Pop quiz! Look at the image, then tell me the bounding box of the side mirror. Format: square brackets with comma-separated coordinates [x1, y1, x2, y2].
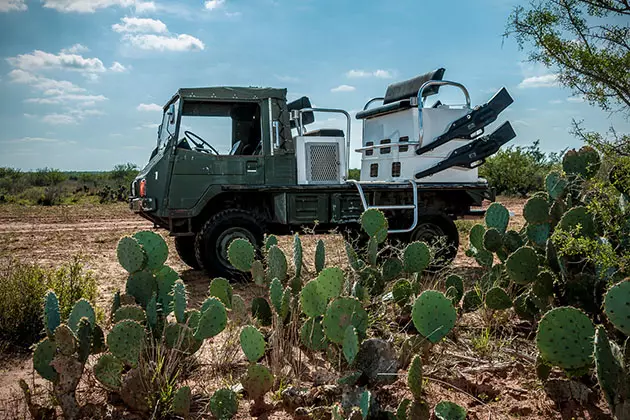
[168, 104, 176, 124]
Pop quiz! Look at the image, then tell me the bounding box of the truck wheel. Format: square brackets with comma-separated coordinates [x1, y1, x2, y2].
[194, 209, 265, 279]
[409, 216, 459, 270]
[174, 236, 201, 270]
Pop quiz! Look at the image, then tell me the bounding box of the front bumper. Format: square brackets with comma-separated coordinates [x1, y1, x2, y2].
[130, 197, 156, 212]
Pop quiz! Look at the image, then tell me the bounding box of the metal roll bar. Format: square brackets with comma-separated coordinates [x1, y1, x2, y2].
[417, 80, 470, 109]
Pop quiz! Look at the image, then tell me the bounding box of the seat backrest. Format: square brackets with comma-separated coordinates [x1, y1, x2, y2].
[288, 96, 315, 128]
[383, 68, 446, 105]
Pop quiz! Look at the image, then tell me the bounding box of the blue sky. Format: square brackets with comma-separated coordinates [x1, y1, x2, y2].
[1, 0, 628, 171]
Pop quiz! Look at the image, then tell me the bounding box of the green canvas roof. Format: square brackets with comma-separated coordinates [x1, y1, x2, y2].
[177, 86, 287, 101]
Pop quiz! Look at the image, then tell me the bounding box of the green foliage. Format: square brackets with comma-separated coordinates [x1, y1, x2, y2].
[478, 141, 562, 196]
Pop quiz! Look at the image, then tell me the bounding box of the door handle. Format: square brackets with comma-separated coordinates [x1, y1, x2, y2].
[246, 161, 258, 173]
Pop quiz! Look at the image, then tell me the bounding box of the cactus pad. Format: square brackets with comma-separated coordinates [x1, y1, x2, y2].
[523, 197, 550, 225]
[434, 401, 467, 420]
[474, 249, 494, 268]
[251, 297, 272, 326]
[113, 305, 146, 324]
[265, 234, 278, 251]
[242, 363, 273, 402]
[407, 354, 423, 400]
[68, 298, 95, 333]
[462, 289, 483, 312]
[469, 224, 486, 250]
[91, 324, 106, 354]
[267, 245, 288, 282]
[240, 325, 266, 363]
[382, 258, 403, 282]
[33, 337, 57, 381]
[117, 236, 146, 273]
[269, 278, 283, 314]
[209, 277, 233, 309]
[403, 241, 431, 273]
[155, 265, 178, 310]
[506, 246, 539, 284]
[165, 323, 200, 354]
[44, 290, 60, 338]
[316, 267, 344, 300]
[300, 280, 327, 318]
[323, 297, 369, 344]
[133, 231, 168, 271]
[172, 279, 187, 324]
[485, 287, 513, 310]
[359, 390, 372, 419]
[300, 318, 327, 351]
[412, 290, 456, 343]
[210, 388, 238, 420]
[346, 242, 362, 272]
[280, 287, 291, 320]
[227, 238, 255, 272]
[146, 295, 157, 331]
[603, 279, 630, 336]
[315, 239, 326, 273]
[559, 206, 595, 237]
[342, 326, 359, 365]
[195, 297, 227, 339]
[360, 208, 388, 239]
[485, 202, 510, 233]
[55, 324, 77, 355]
[445, 275, 464, 298]
[231, 294, 249, 325]
[533, 270, 555, 301]
[593, 326, 625, 413]
[483, 228, 503, 252]
[251, 260, 265, 286]
[93, 353, 124, 390]
[107, 320, 146, 367]
[527, 223, 551, 247]
[173, 386, 191, 418]
[293, 234, 303, 279]
[536, 307, 595, 370]
[126, 270, 157, 308]
[392, 279, 413, 306]
[562, 146, 601, 179]
[502, 230, 524, 253]
[546, 171, 568, 200]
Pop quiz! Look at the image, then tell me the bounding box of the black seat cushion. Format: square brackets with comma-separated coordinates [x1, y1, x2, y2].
[303, 129, 344, 137]
[355, 99, 412, 120]
[288, 96, 315, 128]
[383, 68, 446, 104]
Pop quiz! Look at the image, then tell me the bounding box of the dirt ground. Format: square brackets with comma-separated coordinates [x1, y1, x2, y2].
[0, 198, 613, 419]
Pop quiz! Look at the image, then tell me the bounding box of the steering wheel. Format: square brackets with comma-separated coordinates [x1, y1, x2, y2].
[184, 130, 220, 155]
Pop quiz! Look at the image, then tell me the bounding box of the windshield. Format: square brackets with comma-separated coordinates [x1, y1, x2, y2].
[157, 98, 180, 150]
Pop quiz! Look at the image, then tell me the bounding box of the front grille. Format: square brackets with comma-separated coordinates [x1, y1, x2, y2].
[306, 143, 340, 183]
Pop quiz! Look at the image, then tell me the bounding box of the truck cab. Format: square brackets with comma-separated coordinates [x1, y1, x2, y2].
[130, 69, 515, 278]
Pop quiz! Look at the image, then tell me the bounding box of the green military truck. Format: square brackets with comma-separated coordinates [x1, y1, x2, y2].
[129, 68, 516, 278]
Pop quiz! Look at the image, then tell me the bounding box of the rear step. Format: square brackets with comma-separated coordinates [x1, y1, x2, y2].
[347, 179, 418, 234]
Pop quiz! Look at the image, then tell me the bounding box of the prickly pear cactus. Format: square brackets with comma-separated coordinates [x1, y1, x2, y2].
[228, 238, 255, 272]
[269, 278, 283, 314]
[113, 305, 146, 324]
[155, 265, 178, 309]
[462, 289, 483, 312]
[403, 242, 431, 273]
[536, 307, 595, 371]
[323, 297, 369, 344]
[126, 270, 157, 308]
[164, 323, 200, 354]
[412, 291, 456, 343]
[240, 325, 266, 363]
[559, 206, 595, 237]
[483, 228, 503, 252]
[300, 280, 327, 318]
[603, 279, 630, 336]
[251, 297, 272, 327]
[445, 275, 464, 302]
[242, 363, 273, 402]
[485, 202, 510, 233]
[434, 401, 467, 420]
[594, 326, 629, 420]
[527, 223, 551, 247]
[316, 267, 344, 300]
[251, 260, 265, 286]
[562, 146, 601, 179]
[195, 297, 227, 339]
[546, 171, 568, 200]
[267, 245, 288, 282]
[210, 388, 238, 420]
[265, 234, 278, 251]
[117, 236, 146, 273]
[209, 277, 233, 309]
[107, 320, 146, 367]
[407, 354, 423, 400]
[293, 234, 303, 280]
[44, 290, 61, 338]
[502, 230, 523, 253]
[523, 196, 550, 225]
[133, 231, 168, 271]
[172, 386, 191, 418]
[300, 318, 327, 351]
[469, 224, 486, 251]
[68, 299, 95, 333]
[93, 353, 124, 390]
[360, 208, 388, 242]
[342, 326, 359, 365]
[506, 246, 539, 284]
[172, 279, 187, 324]
[392, 279, 413, 306]
[315, 239, 326, 273]
[33, 337, 57, 381]
[485, 287, 513, 310]
[382, 258, 403, 282]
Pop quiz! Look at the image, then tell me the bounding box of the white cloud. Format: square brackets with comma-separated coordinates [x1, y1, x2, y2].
[346, 69, 393, 79]
[61, 44, 89, 54]
[112, 17, 167, 33]
[204, 0, 224, 10]
[124, 33, 205, 51]
[134, 0, 155, 12]
[9, 70, 86, 94]
[1, 137, 60, 144]
[110, 62, 127, 72]
[7, 50, 107, 73]
[42, 0, 136, 13]
[0, 0, 27, 12]
[331, 84, 356, 93]
[137, 103, 162, 112]
[43, 113, 78, 125]
[518, 73, 559, 89]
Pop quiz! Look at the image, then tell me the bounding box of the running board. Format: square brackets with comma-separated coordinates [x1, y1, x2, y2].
[415, 87, 514, 155]
[415, 121, 516, 179]
[347, 179, 418, 234]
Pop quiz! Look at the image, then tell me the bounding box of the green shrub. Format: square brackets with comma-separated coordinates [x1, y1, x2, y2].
[479, 141, 562, 196]
[0, 256, 98, 350]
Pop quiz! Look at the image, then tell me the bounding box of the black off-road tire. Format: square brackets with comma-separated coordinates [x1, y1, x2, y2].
[174, 236, 201, 270]
[194, 209, 265, 279]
